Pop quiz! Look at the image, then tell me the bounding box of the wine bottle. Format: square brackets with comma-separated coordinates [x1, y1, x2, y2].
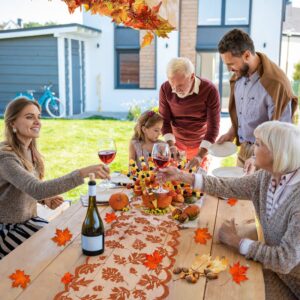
[81, 173, 104, 256]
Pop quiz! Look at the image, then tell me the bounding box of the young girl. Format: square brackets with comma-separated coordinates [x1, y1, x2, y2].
[129, 110, 163, 169]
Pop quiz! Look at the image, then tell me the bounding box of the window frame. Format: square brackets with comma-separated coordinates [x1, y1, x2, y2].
[115, 49, 140, 89]
[198, 0, 252, 27]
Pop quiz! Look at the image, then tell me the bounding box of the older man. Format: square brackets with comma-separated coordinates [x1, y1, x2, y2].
[159, 57, 220, 168]
[217, 29, 298, 172]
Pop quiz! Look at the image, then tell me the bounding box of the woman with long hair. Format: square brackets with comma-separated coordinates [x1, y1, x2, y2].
[0, 98, 110, 259]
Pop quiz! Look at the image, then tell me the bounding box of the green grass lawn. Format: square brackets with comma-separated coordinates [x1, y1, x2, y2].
[0, 119, 134, 202]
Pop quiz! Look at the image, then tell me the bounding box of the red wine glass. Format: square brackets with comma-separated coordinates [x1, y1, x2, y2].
[152, 142, 170, 193]
[98, 138, 117, 188]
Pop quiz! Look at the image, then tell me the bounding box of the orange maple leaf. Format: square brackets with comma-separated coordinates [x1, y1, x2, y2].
[9, 269, 31, 289]
[61, 272, 74, 285]
[229, 262, 249, 285]
[143, 250, 163, 270]
[194, 228, 212, 244]
[105, 212, 117, 223]
[141, 31, 154, 48]
[51, 228, 73, 246]
[227, 198, 238, 206]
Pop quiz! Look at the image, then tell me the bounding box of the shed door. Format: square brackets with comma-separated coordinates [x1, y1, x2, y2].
[71, 39, 82, 115]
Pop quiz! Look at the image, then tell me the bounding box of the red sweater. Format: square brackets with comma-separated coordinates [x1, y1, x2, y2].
[159, 77, 220, 148]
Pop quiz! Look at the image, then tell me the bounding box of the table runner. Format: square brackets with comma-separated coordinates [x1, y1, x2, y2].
[54, 200, 180, 300]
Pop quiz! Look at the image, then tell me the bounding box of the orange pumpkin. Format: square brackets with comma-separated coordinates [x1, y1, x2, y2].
[156, 192, 172, 208]
[109, 193, 129, 211]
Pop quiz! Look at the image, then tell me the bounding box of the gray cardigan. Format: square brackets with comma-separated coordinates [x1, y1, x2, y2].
[0, 149, 84, 224]
[203, 170, 300, 299]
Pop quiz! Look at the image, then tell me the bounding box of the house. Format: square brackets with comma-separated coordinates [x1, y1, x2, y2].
[280, 2, 300, 81]
[0, 0, 290, 116]
[0, 24, 100, 116]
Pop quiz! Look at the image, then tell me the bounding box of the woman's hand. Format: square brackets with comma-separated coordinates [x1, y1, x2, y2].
[79, 164, 110, 180]
[244, 156, 256, 175]
[218, 218, 242, 250]
[43, 196, 64, 210]
[157, 166, 195, 186]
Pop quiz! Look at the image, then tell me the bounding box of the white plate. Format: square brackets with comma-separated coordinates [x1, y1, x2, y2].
[212, 166, 245, 178]
[209, 142, 237, 157]
[110, 173, 133, 185]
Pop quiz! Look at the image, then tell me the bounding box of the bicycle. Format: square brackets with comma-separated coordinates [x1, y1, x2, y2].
[14, 85, 65, 118]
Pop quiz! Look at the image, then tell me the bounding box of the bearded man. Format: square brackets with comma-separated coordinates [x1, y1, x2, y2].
[159, 57, 220, 168]
[217, 29, 298, 172]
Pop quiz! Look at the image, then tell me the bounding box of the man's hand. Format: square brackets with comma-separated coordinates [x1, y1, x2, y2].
[43, 196, 64, 210]
[186, 156, 201, 169]
[216, 126, 235, 144]
[186, 148, 207, 169]
[218, 218, 241, 250]
[244, 156, 256, 175]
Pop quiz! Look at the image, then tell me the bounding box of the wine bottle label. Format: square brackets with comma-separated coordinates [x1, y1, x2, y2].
[82, 235, 103, 251]
[88, 185, 96, 197]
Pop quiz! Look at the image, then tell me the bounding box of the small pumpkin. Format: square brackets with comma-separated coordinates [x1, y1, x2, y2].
[156, 192, 172, 208]
[183, 205, 200, 220]
[109, 193, 129, 211]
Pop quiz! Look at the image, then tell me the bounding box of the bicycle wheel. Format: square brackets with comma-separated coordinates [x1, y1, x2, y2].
[45, 97, 65, 118]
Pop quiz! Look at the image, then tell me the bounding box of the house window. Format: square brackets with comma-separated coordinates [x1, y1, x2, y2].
[225, 0, 250, 25]
[198, 0, 222, 25]
[117, 50, 139, 88]
[198, 0, 251, 26]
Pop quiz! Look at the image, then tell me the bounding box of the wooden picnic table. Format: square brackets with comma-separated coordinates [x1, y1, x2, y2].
[0, 195, 265, 300]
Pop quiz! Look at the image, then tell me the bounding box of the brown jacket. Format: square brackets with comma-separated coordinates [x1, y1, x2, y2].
[229, 52, 298, 145]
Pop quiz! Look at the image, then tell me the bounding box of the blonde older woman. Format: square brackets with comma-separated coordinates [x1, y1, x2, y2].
[0, 98, 110, 259]
[158, 121, 300, 299]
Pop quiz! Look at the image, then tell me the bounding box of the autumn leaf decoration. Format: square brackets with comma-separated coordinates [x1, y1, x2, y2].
[229, 262, 249, 285]
[61, 272, 74, 286]
[105, 212, 117, 223]
[227, 198, 238, 207]
[194, 228, 212, 245]
[143, 250, 163, 270]
[52, 228, 73, 246]
[9, 269, 31, 289]
[62, 0, 175, 47]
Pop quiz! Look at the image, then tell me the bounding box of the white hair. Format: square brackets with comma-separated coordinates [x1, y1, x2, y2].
[166, 57, 194, 78]
[254, 121, 300, 174]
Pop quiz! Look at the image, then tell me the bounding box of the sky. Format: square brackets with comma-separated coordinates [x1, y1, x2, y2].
[0, 0, 82, 24]
[0, 0, 299, 25]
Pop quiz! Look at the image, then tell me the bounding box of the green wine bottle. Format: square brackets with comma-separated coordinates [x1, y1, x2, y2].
[81, 173, 104, 256]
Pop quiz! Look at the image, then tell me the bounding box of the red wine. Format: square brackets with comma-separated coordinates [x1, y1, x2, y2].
[153, 158, 169, 168]
[98, 150, 116, 164]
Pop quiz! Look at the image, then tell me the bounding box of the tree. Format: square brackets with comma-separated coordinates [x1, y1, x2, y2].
[24, 22, 57, 28]
[293, 61, 300, 81]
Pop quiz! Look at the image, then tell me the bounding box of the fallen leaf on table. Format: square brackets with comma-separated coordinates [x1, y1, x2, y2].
[9, 269, 30, 289]
[143, 250, 163, 270]
[191, 254, 211, 273]
[229, 262, 249, 285]
[209, 256, 228, 273]
[52, 228, 72, 246]
[227, 198, 238, 206]
[61, 272, 74, 285]
[194, 228, 212, 244]
[105, 212, 117, 223]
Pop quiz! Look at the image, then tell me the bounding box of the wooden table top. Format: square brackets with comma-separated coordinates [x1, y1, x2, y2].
[0, 195, 265, 300]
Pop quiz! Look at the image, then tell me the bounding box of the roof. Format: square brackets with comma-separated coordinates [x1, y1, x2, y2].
[0, 23, 101, 39]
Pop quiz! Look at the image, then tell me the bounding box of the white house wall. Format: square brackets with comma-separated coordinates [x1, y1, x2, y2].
[83, 12, 179, 113]
[251, 0, 283, 64]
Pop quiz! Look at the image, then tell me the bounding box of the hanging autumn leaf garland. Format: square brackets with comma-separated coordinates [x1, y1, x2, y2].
[62, 0, 175, 47]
